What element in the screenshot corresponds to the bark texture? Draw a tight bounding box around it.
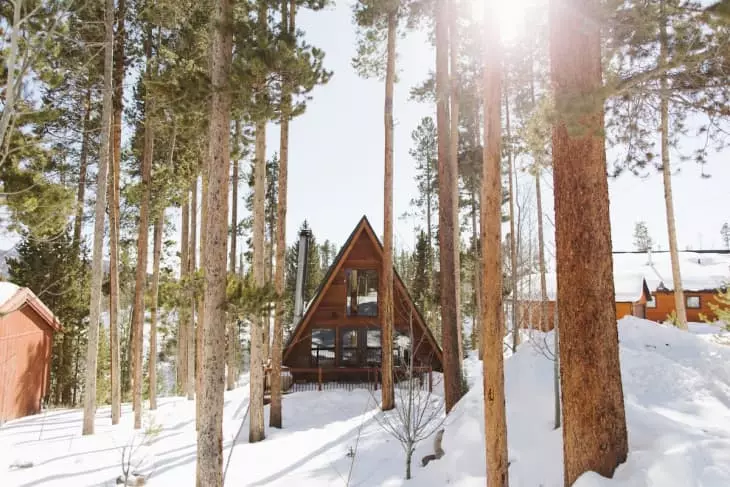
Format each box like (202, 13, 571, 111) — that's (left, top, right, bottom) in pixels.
(188, 178, 197, 401)
(131, 30, 155, 430)
(270, 0, 295, 429)
(149, 212, 163, 410)
(197, 164, 208, 428)
(380, 9, 397, 412)
(549, 0, 629, 482)
(196, 0, 233, 483)
(505, 94, 519, 351)
(227, 133, 239, 392)
(449, 0, 463, 363)
(179, 190, 190, 394)
(482, 11, 509, 485)
(82, 0, 114, 436)
(250, 120, 267, 443)
(436, 0, 462, 413)
(659, 0, 687, 330)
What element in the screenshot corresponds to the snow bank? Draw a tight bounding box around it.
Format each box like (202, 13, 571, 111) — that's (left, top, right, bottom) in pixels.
(2, 317, 729, 486)
(421, 317, 730, 487)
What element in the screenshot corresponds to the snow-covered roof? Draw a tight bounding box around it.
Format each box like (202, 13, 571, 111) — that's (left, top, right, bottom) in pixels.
(0, 281, 61, 330)
(613, 251, 730, 292)
(519, 271, 648, 302)
(518, 251, 730, 302)
(0, 282, 21, 306)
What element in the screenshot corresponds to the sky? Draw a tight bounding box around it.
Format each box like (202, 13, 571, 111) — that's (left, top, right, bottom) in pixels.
(268, 0, 730, 256)
(2, 0, 729, 266)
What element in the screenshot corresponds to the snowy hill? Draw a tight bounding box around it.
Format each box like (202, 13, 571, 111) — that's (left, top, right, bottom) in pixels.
(2, 318, 730, 486)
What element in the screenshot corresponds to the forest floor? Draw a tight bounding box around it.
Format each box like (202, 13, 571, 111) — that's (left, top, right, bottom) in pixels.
(1, 317, 729, 486)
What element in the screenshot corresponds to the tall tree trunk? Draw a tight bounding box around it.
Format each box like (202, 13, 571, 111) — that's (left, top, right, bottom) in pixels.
(505, 93, 519, 352)
(227, 124, 240, 392)
(449, 0, 463, 364)
(471, 188, 481, 353)
(188, 178, 197, 401)
(149, 212, 163, 410)
(179, 190, 190, 394)
(549, 0, 629, 482)
(535, 169, 548, 331)
(197, 0, 233, 483)
(436, 0, 462, 413)
(482, 8, 509, 485)
(659, 0, 687, 330)
(109, 0, 124, 423)
(250, 120, 267, 443)
(380, 9, 397, 412)
(82, 0, 113, 436)
(73, 88, 91, 250)
(131, 30, 155, 430)
(270, 0, 295, 428)
(197, 163, 208, 427)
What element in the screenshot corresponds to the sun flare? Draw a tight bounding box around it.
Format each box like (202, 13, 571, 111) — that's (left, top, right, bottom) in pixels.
(468, 0, 544, 43)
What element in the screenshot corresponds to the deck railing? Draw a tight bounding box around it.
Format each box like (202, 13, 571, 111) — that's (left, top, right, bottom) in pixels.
(265, 366, 433, 394)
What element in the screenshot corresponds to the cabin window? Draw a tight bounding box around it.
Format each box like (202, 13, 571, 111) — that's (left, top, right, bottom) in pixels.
(646, 295, 657, 308)
(686, 296, 701, 309)
(311, 329, 335, 367)
(341, 328, 359, 366)
(393, 332, 412, 367)
(365, 328, 382, 365)
(346, 269, 378, 316)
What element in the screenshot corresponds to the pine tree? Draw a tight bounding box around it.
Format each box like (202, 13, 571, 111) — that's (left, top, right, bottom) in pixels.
(409, 117, 439, 274)
(551, 0, 628, 482)
(197, 0, 234, 482)
(82, 0, 114, 436)
(481, 1, 509, 483)
(633, 221, 654, 252)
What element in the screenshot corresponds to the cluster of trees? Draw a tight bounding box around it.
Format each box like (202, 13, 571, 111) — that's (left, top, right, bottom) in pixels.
(3, 0, 730, 484)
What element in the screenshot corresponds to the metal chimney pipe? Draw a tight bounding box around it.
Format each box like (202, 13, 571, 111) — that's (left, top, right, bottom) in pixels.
(293, 227, 311, 324)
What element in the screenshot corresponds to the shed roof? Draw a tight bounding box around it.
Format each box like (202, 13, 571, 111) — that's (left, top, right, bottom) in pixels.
(0, 281, 62, 331)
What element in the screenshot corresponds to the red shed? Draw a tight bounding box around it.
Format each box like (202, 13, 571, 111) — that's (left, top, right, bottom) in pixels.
(0, 282, 61, 422)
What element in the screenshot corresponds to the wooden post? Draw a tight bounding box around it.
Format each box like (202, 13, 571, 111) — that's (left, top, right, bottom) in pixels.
(318, 367, 322, 392)
(428, 367, 433, 393)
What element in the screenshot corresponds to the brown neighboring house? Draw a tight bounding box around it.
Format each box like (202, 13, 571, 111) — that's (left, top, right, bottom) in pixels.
(0, 282, 61, 422)
(283, 216, 442, 385)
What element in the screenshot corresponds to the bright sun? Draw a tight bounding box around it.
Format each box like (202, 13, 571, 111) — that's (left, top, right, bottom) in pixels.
(468, 0, 543, 44)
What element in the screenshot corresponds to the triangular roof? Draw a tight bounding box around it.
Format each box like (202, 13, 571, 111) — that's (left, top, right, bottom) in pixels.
(283, 216, 443, 364)
(0, 282, 62, 331)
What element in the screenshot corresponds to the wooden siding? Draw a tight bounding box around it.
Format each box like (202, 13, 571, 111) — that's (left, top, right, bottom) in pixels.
(284, 219, 442, 373)
(0, 305, 53, 422)
(645, 291, 722, 323)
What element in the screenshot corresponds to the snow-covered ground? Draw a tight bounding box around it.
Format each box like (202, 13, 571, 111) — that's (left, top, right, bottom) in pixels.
(2, 317, 730, 486)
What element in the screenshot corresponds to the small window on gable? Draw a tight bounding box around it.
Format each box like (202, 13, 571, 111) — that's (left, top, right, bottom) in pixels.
(647, 294, 657, 308)
(687, 296, 700, 309)
(311, 329, 335, 367)
(346, 269, 378, 316)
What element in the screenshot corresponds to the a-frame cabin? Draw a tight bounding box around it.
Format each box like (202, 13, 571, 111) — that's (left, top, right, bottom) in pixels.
(283, 216, 443, 385)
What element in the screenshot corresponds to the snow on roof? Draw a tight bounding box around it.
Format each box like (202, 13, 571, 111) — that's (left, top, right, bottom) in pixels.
(0, 281, 21, 306)
(613, 251, 730, 292)
(520, 270, 647, 302)
(519, 251, 730, 302)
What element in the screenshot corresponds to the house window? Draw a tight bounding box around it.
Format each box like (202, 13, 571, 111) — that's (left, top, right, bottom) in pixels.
(686, 296, 701, 309)
(393, 332, 412, 367)
(311, 329, 335, 367)
(346, 269, 378, 316)
(647, 295, 657, 308)
(365, 328, 382, 366)
(341, 328, 359, 366)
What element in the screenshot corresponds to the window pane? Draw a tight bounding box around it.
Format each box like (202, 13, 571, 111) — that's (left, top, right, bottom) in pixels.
(647, 295, 657, 308)
(367, 329, 381, 347)
(341, 329, 358, 347)
(687, 296, 700, 309)
(312, 329, 335, 348)
(346, 269, 379, 316)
